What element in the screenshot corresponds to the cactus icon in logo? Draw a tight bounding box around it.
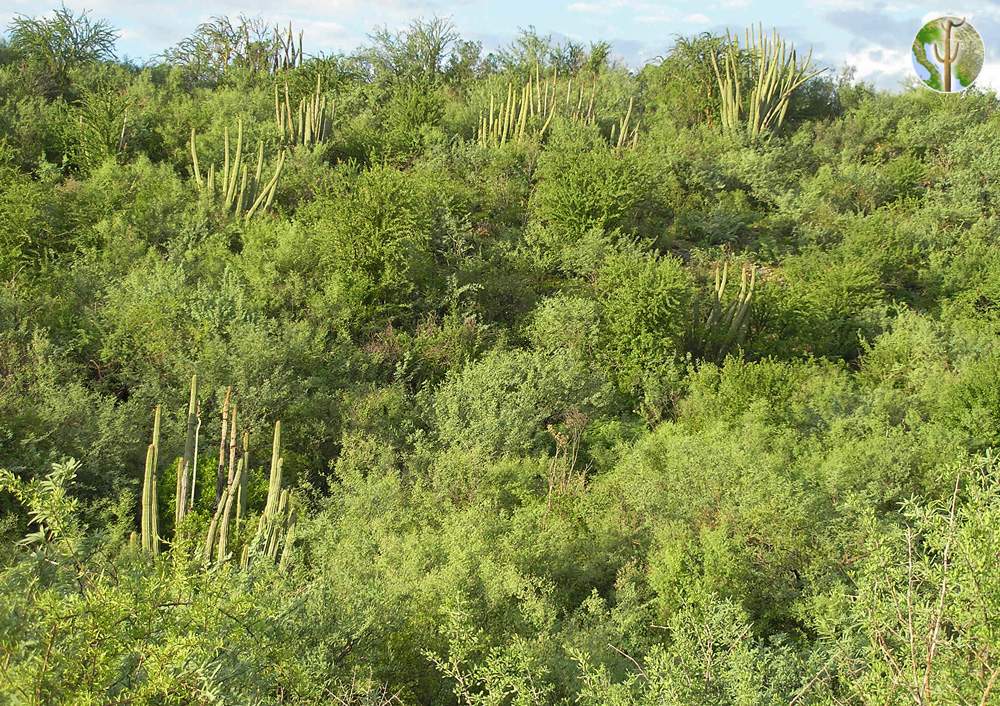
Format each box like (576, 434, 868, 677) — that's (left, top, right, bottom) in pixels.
(912, 16, 984, 92)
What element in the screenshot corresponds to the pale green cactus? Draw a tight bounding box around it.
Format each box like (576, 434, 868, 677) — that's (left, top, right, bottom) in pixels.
(477, 67, 636, 148)
(177, 374, 198, 525)
(275, 74, 331, 147)
(701, 262, 756, 360)
(189, 121, 285, 222)
(135, 379, 293, 570)
(710, 25, 824, 139)
(140, 405, 161, 555)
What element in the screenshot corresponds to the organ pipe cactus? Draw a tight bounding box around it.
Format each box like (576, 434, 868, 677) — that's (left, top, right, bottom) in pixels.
(176, 374, 198, 525)
(189, 120, 285, 222)
(215, 386, 231, 507)
(140, 405, 161, 555)
(140, 443, 157, 553)
(204, 460, 242, 565)
(242, 420, 296, 570)
(609, 96, 639, 150)
(477, 68, 636, 148)
(216, 458, 242, 563)
(137, 379, 293, 570)
(710, 25, 824, 139)
(265, 420, 282, 517)
(275, 74, 331, 147)
(477, 68, 561, 147)
(704, 262, 756, 360)
(236, 430, 249, 525)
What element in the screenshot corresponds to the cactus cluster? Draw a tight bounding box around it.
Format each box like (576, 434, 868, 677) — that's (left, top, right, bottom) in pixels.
(137, 377, 295, 570)
(477, 67, 637, 148)
(189, 119, 286, 222)
(702, 262, 756, 360)
(609, 96, 638, 150)
(271, 22, 304, 73)
(241, 421, 296, 570)
(139, 405, 161, 554)
(710, 25, 823, 139)
(275, 74, 331, 147)
(477, 68, 560, 147)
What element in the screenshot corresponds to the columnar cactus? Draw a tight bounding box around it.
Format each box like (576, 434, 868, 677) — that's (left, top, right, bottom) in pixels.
(242, 420, 296, 570)
(703, 262, 756, 360)
(237, 430, 249, 525)
(140, 442, 157, 554)
(477, 69, 560, 147)
(275, 74, 331, 147)
(139, 405, 161, 555)
(137, 379, 293, 570)
(215, 386, 231, 507)
(177, 374, 199, 525)
(609, 96, 638, 150)
(710, 25, 823, 139)
(204, 461, 242, 565)
(189, 121, 285, 222)
(477, 68, 635, 148)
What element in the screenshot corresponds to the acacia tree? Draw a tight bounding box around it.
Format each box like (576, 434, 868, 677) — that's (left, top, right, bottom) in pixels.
(364, 17, 464, 85)
(164, 15, 304, 84)
(6, 5, 117, 97)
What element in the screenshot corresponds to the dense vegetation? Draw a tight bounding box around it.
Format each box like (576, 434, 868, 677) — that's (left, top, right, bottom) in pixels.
(1, 8, 999, 704)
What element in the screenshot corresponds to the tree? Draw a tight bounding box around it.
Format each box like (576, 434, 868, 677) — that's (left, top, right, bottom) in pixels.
(6, 5, 116, 97)
(364, 17, 461, 85)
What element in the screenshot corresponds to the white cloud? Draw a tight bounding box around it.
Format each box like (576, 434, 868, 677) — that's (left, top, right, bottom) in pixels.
(567, 0, 629, 13)
(807, 0, 868, 9)
(844, 44, 912, 87)
(636, 11, 675, 24)
(973, 61, 1000, 90)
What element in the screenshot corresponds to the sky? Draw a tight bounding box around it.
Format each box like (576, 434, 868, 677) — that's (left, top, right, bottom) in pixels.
(3, 0, 1000, 91)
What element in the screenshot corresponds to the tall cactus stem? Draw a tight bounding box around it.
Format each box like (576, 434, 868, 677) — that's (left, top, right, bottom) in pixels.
(216, 386, 231, 507)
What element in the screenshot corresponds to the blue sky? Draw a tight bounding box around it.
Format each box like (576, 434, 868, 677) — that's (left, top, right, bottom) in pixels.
(3, 0, 1000, 90)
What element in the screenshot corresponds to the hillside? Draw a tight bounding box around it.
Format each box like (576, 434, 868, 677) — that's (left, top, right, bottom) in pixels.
(1, 11, 999, 705)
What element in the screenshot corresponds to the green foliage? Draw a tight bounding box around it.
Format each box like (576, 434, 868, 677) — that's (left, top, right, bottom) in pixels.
(365, 17, 466, 87)
(165, 16, 305, 85)
(528, 122, 651, 272)
(1, 10, 1000, 705)
(6, 6, 116, 97)
(594, 249, 693, 409)
(432, 347, 609, 457)
(711, 25, 824, 139)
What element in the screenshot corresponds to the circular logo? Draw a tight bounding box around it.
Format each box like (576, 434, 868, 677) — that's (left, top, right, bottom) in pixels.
(911, 16, 984, 92)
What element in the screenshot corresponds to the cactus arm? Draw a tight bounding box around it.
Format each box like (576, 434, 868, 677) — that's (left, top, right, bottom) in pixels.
(189, 399, 201, 511)
(215, 386, 231, 507)
(222, 126, 230, 198)
(177, 374, 199, 523)
(174, 457, 185, 526)
(150, 405, 161, 553)
(189, 129, 203, 188)
(279, 502, 297, 571)
(266, 420, 282, 516)
(141, 443, 155, 553)
(225, 120, 243, 209)
(227, 404, 238, 485)
(274, 85, 282, 137)
(215, 461, 241, 564)
(237, 430, 249, 525)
